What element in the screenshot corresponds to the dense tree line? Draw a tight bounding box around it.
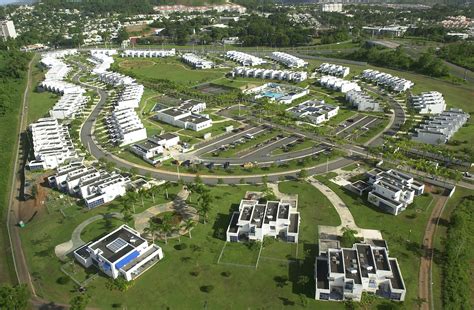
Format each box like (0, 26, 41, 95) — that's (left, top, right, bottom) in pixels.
(320, 29, 351, 45)
(0, 284, 29, 310)
(439, 42, 474, 71)
(346, 45, 449, 77)
(443, 196, 474, 310)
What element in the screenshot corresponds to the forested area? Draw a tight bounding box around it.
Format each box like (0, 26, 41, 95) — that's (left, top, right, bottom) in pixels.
(443, 196, 474, 310)
(439, 42, 474, 71)
(346, 45, 450, 77)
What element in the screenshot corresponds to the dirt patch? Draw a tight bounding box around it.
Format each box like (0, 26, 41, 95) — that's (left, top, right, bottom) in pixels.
(152, 211, 183, 226)
(119, 59, 155, 70)
(195, 83, 233, 95)
(20, 174, 49, 222)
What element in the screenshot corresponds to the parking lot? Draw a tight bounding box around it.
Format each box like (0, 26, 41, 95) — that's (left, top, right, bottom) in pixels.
(334, 114, 381, 140)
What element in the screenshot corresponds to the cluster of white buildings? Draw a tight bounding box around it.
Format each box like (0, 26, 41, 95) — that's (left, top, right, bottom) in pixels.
(365, 168, 425, 216)
(114, 84, 145, 110)
(131, 133, 180, 165)
(245, 83, 310, 104)
(315, 242, 406, 302)
(89, 50, 117, 74)
(181, 53, 214, 69)
(319, 76, 361, 93)
(28, 118, 77, 170)
(0, 20, 17, 40)
(346, 90, 381, 112)
(230, 66, 308, 82)
(98, 72, 136, 86)
(153, 4, 246, 14)
(106, 107, 147, 146)
(50, 92, 88, 120)
(225, 51, 266, 66)
(441, 16, 473, 29)
(321, 3, 343, 12)
(48, 161, 130, 208)
(40, 49, 84, 95)
(287, 100, 339, 125)
(409, 91, 446, 115)
(412, 108, 469, 145)
(121, 49, 176, 58)
(361, 69, 414, 92)
(269, 52, 307, 68)
(154, 99, 212, 132)
(362, 26, 408, 37)
(74, 224, 164, 281)
(226, 196, 300, 243)
(317, 63, 350, 78)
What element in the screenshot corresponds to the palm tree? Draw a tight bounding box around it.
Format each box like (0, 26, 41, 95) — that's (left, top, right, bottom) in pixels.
(159, 213, 173, 244)
(162, 181, 171, 200)
(144, 219, 159, 243)
(126, 191, 139, 213)
(197, 192, 212, 224)
(182, 218, 196, 239)
(149, 185, 160, 204)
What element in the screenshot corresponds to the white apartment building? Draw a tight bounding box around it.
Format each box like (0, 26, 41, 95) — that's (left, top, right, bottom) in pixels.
(321, 3, 343, 12)
(231, 66, 308, 82)
(346, 90, 381, 112)
(90, 53, 115, 74)
(74, 225, 164, 281)
(269, 52, 307, 68)
(287, 100, 339, 125)
(28, 118, 77, 170)
(412, 108, 469, 145)
(50, 91, 88, 119)
(315, 243, 406, 302)
(98, 72, 136, 86)
(366, 169, 425, 215)
(317, 63, 350, 78)
(114, 84, 145, 109)
(225, 50, 266, 66)
(154, 100, 212, 131)
(121, 49, 176, 58)
(131, 133, 180, 165)
(40, 80, 84, 94)
(319, 75, 361, 93)
(409, 91, 446, 114)
(181, 53, 214, 69)
(226, 198, 300, 243)
(90, 49, 118, 56)
(0, 20, 17, 40)
(362, 26, 408, 37)
(106, 108, 147, 146)
(361, 69, 414, 92)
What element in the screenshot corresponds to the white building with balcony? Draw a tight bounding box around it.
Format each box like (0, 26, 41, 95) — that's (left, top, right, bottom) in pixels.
(181, 53, 213, 69)
(49, 91, 88, 119)
(315, 242, 406, 302)
(361, 69, 414, 92)
(287, 100, 339, 124)
(106, 108, 147, 146)
(225, 50, 266, 66)
(317, 63, 350, 78)
(409, 91, 446, 114)
(121, 49, 176, 58)
(114, 84, 145, 109)
(269, 52, 307, 68)
(231, 66, 308, 82)
(98, 72, 136, 86)
(366, 169, 425, 215)
(319, 75, 361, 93)
(74, 225, 164, 281)
(346, 90, 381, 112)
(226, 198, 300, 243)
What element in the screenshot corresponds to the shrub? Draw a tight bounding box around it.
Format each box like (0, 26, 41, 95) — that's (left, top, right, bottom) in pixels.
(221, 271, 231, 278)
(200, 285, 214, 293)
(56, 276, 70, 285)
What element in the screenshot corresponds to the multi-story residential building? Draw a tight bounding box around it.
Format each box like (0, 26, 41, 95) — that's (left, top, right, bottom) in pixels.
(366, 169, 425, 215)
(114, 84, 145, 110)
(121, 49, 176, 58)
(226, 198, 300, 243)
(48, 163, 131, 208)
(409, 91, 446, 114)
(74, 225, 164, 281)
(412, 108, 469, 145)
(315, 242, 406, 302)
(225, 50, 266, 66)
(28, 118, 77, 170)
(245, 83, 310, 104)
(49, 91, 88, 119)
(287, 100, 339, 124)
(153, 100, 212, 131)
(321, 3, 343, 12)
(319, 76, 361, 93)
(231, 66, 308, 82)
(0, 20, 17, 40)
(345, 90, 381, 112)
(98, 72, 136, 86)
(361, 69, 414, 92)
(181, 53, 214, 69)
(153, 4, 246, 14)
(106, 108, 147, 146)
(90, 53, 115, 74)
(317, 63, 350, 78)
(131, 133, 180, 165)
(362, 26, 408, 37)
(269, 52, 307, 68)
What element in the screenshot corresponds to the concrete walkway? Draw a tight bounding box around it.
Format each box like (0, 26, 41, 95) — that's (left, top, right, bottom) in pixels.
(134, 187, 190, 234)
(54, 212, 123, 261)
(307, 178, 382, 240)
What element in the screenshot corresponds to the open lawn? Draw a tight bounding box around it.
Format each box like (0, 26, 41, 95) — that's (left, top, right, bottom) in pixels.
(20, 182, 350, 309)
(315, 174, 438, 309)
(116, 57, 227, 85)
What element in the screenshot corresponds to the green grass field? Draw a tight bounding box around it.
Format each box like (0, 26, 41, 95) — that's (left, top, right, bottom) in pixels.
(116, 57, 228, 85)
